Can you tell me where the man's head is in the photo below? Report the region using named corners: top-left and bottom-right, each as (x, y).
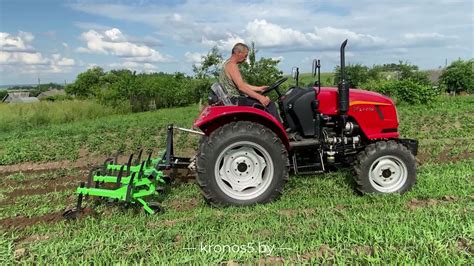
top-left (231, 43), bottom-right (249, 63)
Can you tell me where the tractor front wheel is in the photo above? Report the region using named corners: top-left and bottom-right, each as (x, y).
top-left (196, 121), bottom-right (289, 206)
top-left (354, 140), bottom-right (416, 194)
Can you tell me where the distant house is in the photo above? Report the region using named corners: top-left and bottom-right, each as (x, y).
top-left (428, 70), bottom-right (442, 84)
top-left (2, 91), bottom-right (29, 103)
top-left (9, 97), bottom-right (40, 104)
top-left (37, 89), bottom-right (66, 100)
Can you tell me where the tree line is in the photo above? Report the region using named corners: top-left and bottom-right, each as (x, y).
top-left (65, 43), bottom-right (283, 111)
top-left (6, 44), bottom-right (469, 109)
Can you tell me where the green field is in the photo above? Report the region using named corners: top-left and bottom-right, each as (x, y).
top-left (283, 72), bottom-right (335, 87)
top-left (0, 96), bottom-right (473, 264)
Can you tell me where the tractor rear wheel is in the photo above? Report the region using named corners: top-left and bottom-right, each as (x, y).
top-left (354, 140), bottom-right (416, 194)
top-left (196, 121), bottom-right (289, 206)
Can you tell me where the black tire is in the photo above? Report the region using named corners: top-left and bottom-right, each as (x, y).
top-left (196, 121), bottom-right (289, 206)
top-left (354, 140), bottom-right (416, 194)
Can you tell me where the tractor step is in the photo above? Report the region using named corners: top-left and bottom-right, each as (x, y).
top-left (289, 138), bottom-right (320, 149)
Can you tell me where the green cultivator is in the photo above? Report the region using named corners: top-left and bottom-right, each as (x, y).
top-left (63, 125), bottom-right (191, 219)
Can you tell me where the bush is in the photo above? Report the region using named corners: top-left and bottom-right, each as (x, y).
top-left (65, 67), bottom-right (106, 98)
top-left (240, 43), bottom-right (283, 86)
top-left (361, 79), bottom-right (438, 105)
top-left (67, 69), bottom-right (210, 112)
top-left (439, 59), bottom-right (473, 94)
top-left (43, 94), bottom-right (72, 102)
top-left (333, 64), bottom-right (370, 88)
top-left (0, 90), bottom-right (7, 100)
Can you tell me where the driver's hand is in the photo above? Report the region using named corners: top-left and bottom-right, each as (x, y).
top-left (258, 95), bottom-right (271, 106)
top-left (256, 86), bottom-right (268, 92)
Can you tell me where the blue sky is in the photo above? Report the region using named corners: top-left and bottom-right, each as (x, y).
top-left (0, 0), bottom-right (472, 85)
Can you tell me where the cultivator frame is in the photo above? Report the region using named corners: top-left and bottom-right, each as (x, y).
top-left (63, 125), bottom-right (192, 219)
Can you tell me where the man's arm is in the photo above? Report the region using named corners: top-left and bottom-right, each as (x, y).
top-left (226, 63), bottom-right (270, 106)
top-left (248, 84), bottom-right (268, 92)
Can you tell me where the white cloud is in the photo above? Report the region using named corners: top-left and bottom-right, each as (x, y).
top-left (52, 54), bottom-right (75, 66)
top-left (109, 61), bottom-right (157, 73)
top-left (0, 31), bottom-right (75, 75)
top-left (184, 51), bottom-right (204, 64)
top-left (0, 51), bottom-right (47, 65)
top-left (77, 28), bottom-right (172, 63)
top-left (244, 19), bottom-right (385, 51)
top-left (402, 32), bottom-right (458, 46)
top-left (0, 31), bottom-right (47, 65)
top-left (271, 56), bottom-right (284, 63)
top-left (0, 31), bottom-right (34, 52)
top-left (18, 31), bottom-right (34, 43)
top-left (245, 19), bottom-right (313, 48)
top-left (104, 28), bottom-right (126, 42)
top-left (68, 0), bottom-right (471, 73)
top-left (202, 33), bottom-right (245, 51)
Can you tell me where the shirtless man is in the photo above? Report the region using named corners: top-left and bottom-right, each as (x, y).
top-left (219, 43), bottom-right (280, 120)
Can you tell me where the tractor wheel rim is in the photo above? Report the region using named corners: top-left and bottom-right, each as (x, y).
top-left (215, 141), bottom-right (274, 200)
top-left (369, 155), bottom-right (408, 193)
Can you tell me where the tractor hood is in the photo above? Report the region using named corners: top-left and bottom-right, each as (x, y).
top-left (317, 87), bottom-right (394, 115)
top-left (317, 87), bottom-right (399, 139)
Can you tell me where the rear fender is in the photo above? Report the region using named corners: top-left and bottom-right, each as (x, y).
top-left (194, 106), bottom-right (290, 150)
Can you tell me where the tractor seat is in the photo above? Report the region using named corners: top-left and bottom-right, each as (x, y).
top-left (208, 83), bottom-right (235, 106)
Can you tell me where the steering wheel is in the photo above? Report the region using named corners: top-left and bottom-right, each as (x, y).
top-left (262, 77), bottom-right (288, 95)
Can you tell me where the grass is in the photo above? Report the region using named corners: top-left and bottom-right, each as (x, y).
top-left (284, 72), bottom-right (335, 87)
top-left (0, 95), bottom-right (473, 264)
top-left (0, 100), bottom-right (129, 134)
top-left (0, 105), bottom-right (200, 165)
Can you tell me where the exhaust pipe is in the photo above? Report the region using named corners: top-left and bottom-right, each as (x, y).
top-left (338, 39), bottom-right (349, 115)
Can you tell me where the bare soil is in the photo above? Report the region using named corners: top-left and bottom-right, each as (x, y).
top-left (15, 233), bottom-right (51, 246)
top-left (298, 244), bottom-right (335, 262)
top-left (406, 195), bottom-right (461, 210)
top-left (0, 173), bottom-right (83, 207)
top-left (4, 183), bottom-right (76, 200)
top-left (0, 154), bottom-right (131, 177)
top-left (456, 237), bottom-right (474, 254)
top-left (0, 212), bottom-right (64, 230)
top-left (0, 208), bottom-right (96, 230)
top-left (168, 197), bottom-right (199, 212)
top-left (353, 245), bottom-right (374, 256)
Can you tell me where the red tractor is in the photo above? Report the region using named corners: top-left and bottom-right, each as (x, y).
top-left (193, 40), bottom-right (418, 206)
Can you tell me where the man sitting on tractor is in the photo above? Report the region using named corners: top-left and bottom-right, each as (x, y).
top-left (219, 43), bottom-right (280, 121)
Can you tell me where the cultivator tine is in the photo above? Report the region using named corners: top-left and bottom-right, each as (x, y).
top-left (116, 165), bottom-right (125, 189)
top-left (134, 149), bottom-right (143, 165)
top-left (138, 161), bottom-right (145, 178)
top-left (76, 182), bottom-right (85, 210)
top-left (86, 167), bottom-right (100, 200)
top-left (126, 153), bottom-right (134, 176)
top-left (86, 168), bottom-right (94, 188)
top-left (146, 150), bottom-right (153, 166)
top-left (125, 173), bottom-right (136, 202)
top-left (103, 157), bottom-right (114, 175)
top-left (166, 125), bottom-right (173, 166)
top-left (113, 150), bottom-right (122, 164)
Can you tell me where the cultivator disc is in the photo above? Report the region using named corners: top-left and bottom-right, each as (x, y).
top-left (64, 125), bottom-right (192, 219)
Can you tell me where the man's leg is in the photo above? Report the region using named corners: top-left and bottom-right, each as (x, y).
top-left (237, 96), bottom-right (281, 122)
